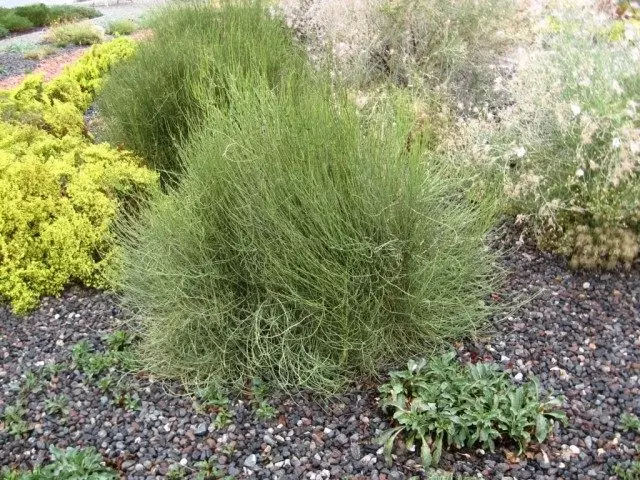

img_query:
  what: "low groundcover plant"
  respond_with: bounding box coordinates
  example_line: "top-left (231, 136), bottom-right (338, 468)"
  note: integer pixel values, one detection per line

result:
top-left (379, 352), bottom-right (567, 467)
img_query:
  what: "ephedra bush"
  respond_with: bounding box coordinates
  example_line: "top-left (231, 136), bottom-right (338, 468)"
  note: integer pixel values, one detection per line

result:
top-left (97, 1), bottom-right (307, 182)
top-left (117, 53), bottom-right (499, 393)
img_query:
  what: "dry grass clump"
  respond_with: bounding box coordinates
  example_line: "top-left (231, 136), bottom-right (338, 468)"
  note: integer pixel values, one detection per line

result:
top-left (278, 0), bottom-right (517, 105)
top-left (452, 11), bottom-right (640, 269)
top-left (44, 22), bottom-right (103, 47)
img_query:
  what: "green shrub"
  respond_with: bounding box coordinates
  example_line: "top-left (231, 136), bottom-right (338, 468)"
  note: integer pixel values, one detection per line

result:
top-left (97, 1), bottom-right (309, 181)
top-left (46, 4), bottom-right (101, 24)
top-left (44, 22), bottom-right (103, 47)
top-left (117, 65), bottom-right (498, 393)
top-left (0, 39), bottom-right (156, 314)
top-left (13, 3), bottom-right (48, 27)
top-left (465, 25), bottom-right (640, 269)
top-left (0, 122), bottom-right (156, 314)
top-left (0, 24), bottom-right (8, 38)
top-left (379, 353), bottom-right (567, 467)
top-left (0, 12), bottom-right (33, 33)
top-left (9, 3), bottom-right (100, 28)
top-left (105, 19), bottom-right (137, 36)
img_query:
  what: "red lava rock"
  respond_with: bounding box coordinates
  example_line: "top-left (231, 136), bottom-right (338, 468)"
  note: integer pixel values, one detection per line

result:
top-left (0, 48), bottom-right (88, 90)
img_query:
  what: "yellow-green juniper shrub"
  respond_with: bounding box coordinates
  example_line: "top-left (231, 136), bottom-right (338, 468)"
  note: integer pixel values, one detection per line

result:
top-left (0, 38), bottom-right (136, 136)
top-left (0, 38), bottom-right (156, 314)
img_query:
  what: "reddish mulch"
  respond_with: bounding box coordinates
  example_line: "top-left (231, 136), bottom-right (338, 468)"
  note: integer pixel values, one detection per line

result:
top-left (0, 48), bottom-right (88, 90)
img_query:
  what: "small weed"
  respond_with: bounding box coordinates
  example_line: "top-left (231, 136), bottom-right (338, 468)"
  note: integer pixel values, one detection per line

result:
top-left (621, 413), bottom-right (640, 434)
top-left (42, 362), bottom-right (66, 380)
top-left (254, 401), bottom-right (277, 421)
top-left (212, 408), bottom-right (233, 429)
top-left (2, 402), bottom-right (29, 438)
top-left (195, 385), bottom-right (233, 428)
top-left (112, 389), bottom-right (140, 411)
top-left (20, 371), bottom-right (44, 396)
top-left (196, 385), bottom-right (229, 411)
top-left (44, 22), bottom-right (103, 47)
top-left (379, 352), bottom-right (567, 467)
top-left (44, 394), bottom-right (69, 416)
top-left (70, 341), bottom-right (117, 379)
top-left (250, 378), bottom-right (276, 421)
top-left (194, 458), bottom-right (235, 479)
top-left (220, 443), bottom-right (235, 457)
top-left (104, 330), bottom-right (133, 352)
top-left (4, 445), bottom-right (118, 479)
top-left (97, 375), bottom-right (115, 393)
top-left (166, 464), bottom-right (187, 479)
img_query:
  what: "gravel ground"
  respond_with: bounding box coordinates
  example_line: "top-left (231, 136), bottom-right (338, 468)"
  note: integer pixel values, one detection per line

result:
top-left (1, 230), bottom-right (639, 479)
top-left (0, 52), bottom-right (38, 80)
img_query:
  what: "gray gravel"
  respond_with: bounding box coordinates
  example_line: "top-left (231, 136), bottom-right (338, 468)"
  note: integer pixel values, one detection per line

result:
top-left (0, 52), bottom-right (38, 79)
top-left (1, 228), bottom-right (639, 479)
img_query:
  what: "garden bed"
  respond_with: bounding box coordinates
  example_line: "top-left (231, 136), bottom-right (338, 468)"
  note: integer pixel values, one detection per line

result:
top-left (1, 229), bottom-right (637, 479)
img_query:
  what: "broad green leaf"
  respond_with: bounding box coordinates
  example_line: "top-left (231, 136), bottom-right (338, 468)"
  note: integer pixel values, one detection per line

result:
top-left (536, 414), bottom-right (549, 443)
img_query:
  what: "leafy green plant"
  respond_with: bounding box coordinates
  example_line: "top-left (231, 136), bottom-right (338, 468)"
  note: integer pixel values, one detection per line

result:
top-left (194, 384), bottom-right (234, 428)
top-left (0, 38), bottom-right (155, 314)
top-left (614, 459), bottom-right (640, 480)
top-left (71, 341), bottom-right (117, 378)
top-left (379, 353), bottom-right (566, 467)
top-left (98, 0), bottom-right (311, 181)
top-left (194, 458), bottom-right (234, 480)
top-left (44, 22), bottom-right (103, 47)
top-left (105, 19), bottom-right (137, 36)
top-left (2, 401), bottom-right (29, 437)
top-left (1, 445), bottom-right (117, 479)
top-left (0, 24), bottom-right (9, 38)
top-left (42, 362), bottom-right (66, 380)
top-left (104, 330), bottom-right (134, 352)
top-left (166, 464), bottom-right (187, 480)
top-left (44, 394), bottom-right (69, 416)
top-left (96, 375), bottom-right (114, 393)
